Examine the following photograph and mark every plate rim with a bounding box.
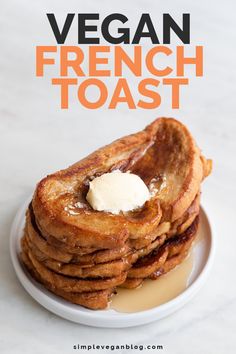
[9,196,215,328]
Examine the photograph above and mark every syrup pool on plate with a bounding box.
[110,220,205,313]
[110,252,194,313]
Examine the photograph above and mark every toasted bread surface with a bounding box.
[33,118,209,248]
[20,117,211,309]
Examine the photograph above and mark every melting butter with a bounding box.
[86,171,150,214]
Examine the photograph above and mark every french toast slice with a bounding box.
[121,216,199,288]
[32,118,211,249]
[21,216,199,307]
[22,233,127,293]
[24,228,166,278]
[27,193,199,268]
[127,216,198,279]
[21,246,113,310]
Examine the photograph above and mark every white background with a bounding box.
[0,0,236,353]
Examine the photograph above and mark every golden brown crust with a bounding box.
[149,251,189,280]
[26,192,200,270]
[32,118,209,249]
[20,117,211,309]
[120,278,144,289]
[27,188,200,264]
[21,248,113,310]
[21,216,199,306]
[127,248,169,279]
[119,216,198,288]
[25,233,131,278]
[24,226,167,279]
[126,216,199,280]
[167,192,200,237]
[21,237,127,293]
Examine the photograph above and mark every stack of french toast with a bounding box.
[21,118,212,310]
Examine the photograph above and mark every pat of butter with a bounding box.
[86,170,150,214]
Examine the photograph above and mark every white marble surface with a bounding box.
[1,0,236,353]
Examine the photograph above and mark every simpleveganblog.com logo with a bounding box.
[35,13,203,110]
[73,343,164,351]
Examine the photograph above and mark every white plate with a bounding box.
[10,197,215,328]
